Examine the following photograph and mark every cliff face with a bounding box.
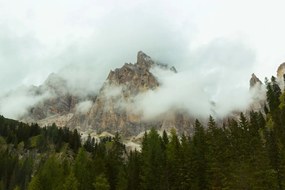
[22,73,79,127]
[277,62,285,79]
[250,73,262,88]
[21,51,270,137]
[66,51,193,136]
[277,62,285,90]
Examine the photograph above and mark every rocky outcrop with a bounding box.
[250,73,262,88]
[22,73,79,125]
[248,73,266,114]
[21,51,268,137]
[65,51,195,136]
[277,62,285,80]
[107,52,159,94]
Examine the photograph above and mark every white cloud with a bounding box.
[0,0,283,119]
[0,86,51,119]
[75,100,93,114]
[132,39,256,120]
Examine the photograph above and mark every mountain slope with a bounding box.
[18,51,274,137]
[66,51,194,136]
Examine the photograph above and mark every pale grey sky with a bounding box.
[0,0,284,92]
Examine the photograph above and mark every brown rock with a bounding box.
[23,51,194,137]
[249,73,262,88]
[67,51,192,136]
[277,62,285,80]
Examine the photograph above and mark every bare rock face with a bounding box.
[68,51,162,134]
[23,73,79,126]
[107,51,159,94]
[277,62,285,79]
[21,51,270,137]
[66,51,194,136]
[250,73,262,88]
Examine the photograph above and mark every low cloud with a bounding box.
[0,86,51,119]
[0,0,267,121]
[75,100,93,114]
[131,39,257,120]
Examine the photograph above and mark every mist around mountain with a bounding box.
[1,75,285,189]
[0,52,284,190]
[1,52,285,190]
[0,51,267,138]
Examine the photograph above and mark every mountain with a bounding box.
[19,51,276,137]
[250,73,262,88]
[66,51,194,136]
[21,73,80,127]
[20,51,196,136]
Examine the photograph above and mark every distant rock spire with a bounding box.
[277,62,285,90]
[277,62,285,80]
[250,73,262,88]
[137,51,154,68]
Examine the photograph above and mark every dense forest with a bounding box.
[1,76,285,190]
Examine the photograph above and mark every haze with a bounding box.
[0,0,284,119]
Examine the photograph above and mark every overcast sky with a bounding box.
[1,0,285,93]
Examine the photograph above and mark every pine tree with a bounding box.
[126,150,141,190]
[74,148,94,190]
[166,128,182,190]
[27,176,41,190]
[206,116,229,189]
[141,128,165,190]
[180,134,192,190]
[63,171,79,190]
[93,174,110,190]
[105,132,125,190]
[192,119,209,190]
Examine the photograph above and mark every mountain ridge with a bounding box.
[16,51,276,137]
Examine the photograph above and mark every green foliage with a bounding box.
[141,128,165,190]
[63,171,79,190]
[74,148,94,190]
[28,176,41,190]
[94,174,110,190]
[33,156,64,190]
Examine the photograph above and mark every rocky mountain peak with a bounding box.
[67,51,184,135]
[42,73,68,95]
[23,51,186,136]
[277,62,285,80]
[250,73,262,88]
[137,51,154,68]
[107,52,164,94]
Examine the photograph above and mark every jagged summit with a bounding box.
[65,51,191,136]
[137,51,177,72]
[107,51,176,92]
[107,52,159,92]
[137,51,154,67]
[250,73,262,88]
[42,73,68,95]
[21,51,263,137]
[277,62,285,80]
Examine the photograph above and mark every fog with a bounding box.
[75,100,93,114]
[131,39,259,120]
[0,86,51,119]
[0,0,281,119]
